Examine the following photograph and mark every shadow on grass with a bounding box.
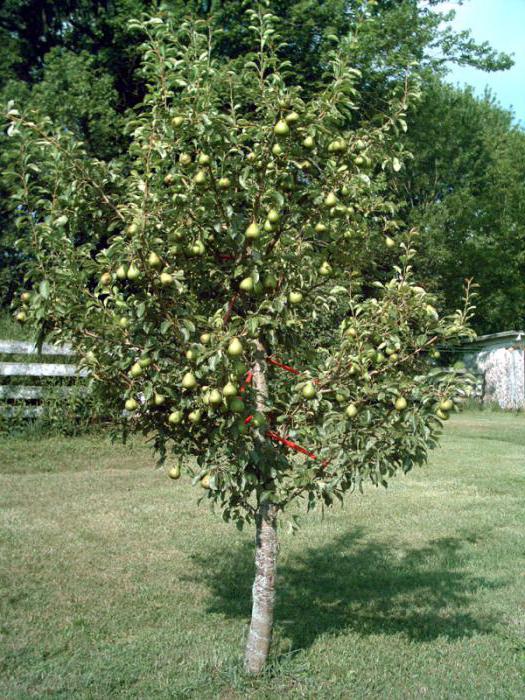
[189,528,498,653]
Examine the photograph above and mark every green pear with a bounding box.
[125,398,138,411]
[252,412,267,428]
[274,119,290,136]
[228,397,245,413]
[188,409,202,423]
[191,240,205,256]
[425,304,439,320]
[288,291,303,304]
[182,372,197,390]
[198,153,210,166]
[263,274,278,290]
[168,410,183,425]
[208,389,223,406]
[302,135,315,149]
[127,263,140,281]
[345,404,358,418]
[168,465,181,480]
[394,397,407,411]
[240,277,254,292]
[324,192,338,208]
[245,222,261,239]
[328,139,341,152]
[267,209,281,223]
[153,393,166,406]
[160,272,173,286]
[130,362,143,378]
[200,332,211,345]
[194,169,207,185]
[148,251,162,268]
[222,381,238,398]
[319,261,332,276]
[218,177,231,189]
[302,382,317,400]
[116,265,127,280]
[100,272,112,286]
[227,337,243,356]
[172,116,184,127]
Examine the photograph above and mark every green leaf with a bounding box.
[39,280,50,299]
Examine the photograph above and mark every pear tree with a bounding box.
[5,4,475,674]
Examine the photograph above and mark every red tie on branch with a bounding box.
[240,356,328,466]
[266,356,301,374]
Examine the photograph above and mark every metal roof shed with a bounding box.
[460,331,524,410]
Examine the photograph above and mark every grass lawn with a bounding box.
[0,412,524,699]
[0,313,33,342]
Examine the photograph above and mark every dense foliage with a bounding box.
[6,8,475,524]
[1,0,523,334]
[402,80,525,333]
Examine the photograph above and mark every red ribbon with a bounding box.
[239,370,253,393]
[240,357,328,466]
[267,356,301,375]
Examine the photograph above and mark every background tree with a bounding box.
[6,5,475,672]
[400,80,525,333]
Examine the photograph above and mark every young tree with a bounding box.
[6,4,474,673]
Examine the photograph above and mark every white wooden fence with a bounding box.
[0,340,87,417]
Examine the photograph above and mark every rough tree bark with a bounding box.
[244,340,279,674]
[244,501,278,674]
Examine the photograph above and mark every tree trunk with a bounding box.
[244,339,278,674]
[244,500,278,674]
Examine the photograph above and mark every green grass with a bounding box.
[0,413,524,699]
[0,312,34,342]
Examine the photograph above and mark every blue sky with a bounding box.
[438,0,525,125]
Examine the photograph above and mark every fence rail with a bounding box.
[0,338,86,418]
[0,340,73,356]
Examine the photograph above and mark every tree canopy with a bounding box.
[1,1,523,331]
